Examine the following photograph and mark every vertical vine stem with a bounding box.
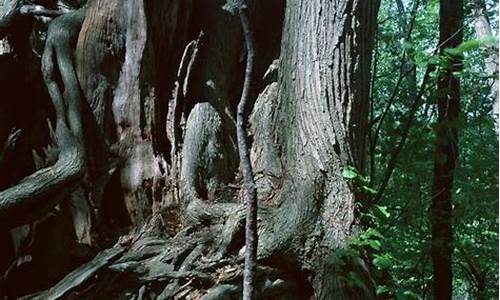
[235,2,258,300]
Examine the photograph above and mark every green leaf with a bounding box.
[342,166,359,179]
[373,205,391,219]
[363,228,383,239]
[444,36,499,57]
[373,253,394,270]
[376,285,390,295]
[402,290,421,299]
[362,185,377,195]
[367,239,382,251]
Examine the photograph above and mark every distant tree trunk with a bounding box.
[431,0,463,299]
[458,247,487,300]
[473,0,498,126]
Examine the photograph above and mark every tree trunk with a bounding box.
[431,0,463,299]
[75,0,193,229]
[266,1,379,297]
[1,0,380,298]
[473,0,498,127]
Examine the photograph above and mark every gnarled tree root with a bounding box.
[0,8,87,229]
[22,215,300,299]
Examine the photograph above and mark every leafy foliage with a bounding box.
[365,0,499,298]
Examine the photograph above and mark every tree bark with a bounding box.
[1,0,382,298]
[431,0,463,299]
[473,0,498,126]
[75,0,194,229]
[0,7,87,229]
[258,0,379,297]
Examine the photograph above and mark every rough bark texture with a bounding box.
[0,0,381,298]
[0,7,86,229]
[75,0,192,229]
[431,0,463,299]
[0,3,90,297]
[263,1,379,297]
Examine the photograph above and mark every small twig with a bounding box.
[224,1,258,299]
[237,6,257,300]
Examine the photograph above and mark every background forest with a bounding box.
[367,0,498,299]
[0,0,498,299]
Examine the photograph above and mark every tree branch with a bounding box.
[372,65,433,204]
[224,1,258,299]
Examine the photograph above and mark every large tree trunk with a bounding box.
[264,1,379,297]
[74,0,193,230]
[1,0,380,298]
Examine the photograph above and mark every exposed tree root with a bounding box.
[0,8,87,229]
[23,215,302,299]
